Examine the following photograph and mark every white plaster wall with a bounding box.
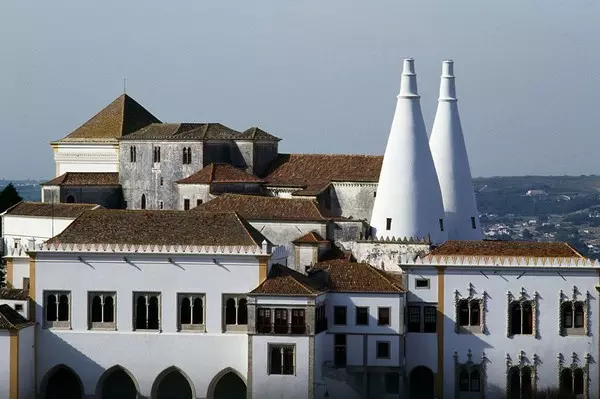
[405,267,438,303]
[18,326,35,399]
[177,184,211,210]
[3,215,77,247]
[442,267,599,398]
[295,245,316,273]
[34,252,262,397]
[54,144,119,175]
[330,183,377,221]
[0,331,9,399]
[255,297,310,306]
[351,241,430,272]
[11,258,30,290]
[251,335,309,399]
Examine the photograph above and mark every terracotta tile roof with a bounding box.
[293,231,329,244]
[263,154,383,195]
[177,164,263,185]
[311,259,405,293]
[0,304,35,330]
[120,123,280,142]
[249,264,328,296]
[54,94,160,143]
[427,240,584,258]
[41,172,120,186]
[49,209,268,247]
[3,201,100,218]
[0,289,29,301]
[193,194,333,221]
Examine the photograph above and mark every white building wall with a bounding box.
[11,258,29,290]
[0,331,9,399]
[442,267,599,397]
[177,184,212,210]
[251,335,310,399]
[351,241,430,272]
[2,215,77,253]
[54,143,120,176]
[0,299,28,319]
[33,252,262,397]
[329,183,377,221]
[18,326,35,399]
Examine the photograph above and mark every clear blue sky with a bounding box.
[1,0,599,179]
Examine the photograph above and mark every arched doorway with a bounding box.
[152,367,194,399]
[409,366,435,399]
[66,195,75,203]
[207,368,247,399]
[43,365,83,399]
[97,366,139,399]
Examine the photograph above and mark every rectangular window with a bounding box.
[257,308,272,333]
[355,306,369,326]
[15,304,23,312]
[373,191,376,198]
[291,309,306,334]
[196,199,203,207]
[184,199,190,211]
[133,292,161,331]
[153,146,161,163]
[471,216,477,229]
[407,305,420,332]
[159,201,164,210]
[274,308,289,334]
[378,307,390,326]
[44,291,71,329]
[178,293,205,332]
[268,344,295,375]
[415,278,430,289]
[439,218,444,231]
[424,306,437,333]
[160,177,164,186]
[385,373,400,394]
[386,218,392,230]
[88,292,116,330]
[223,294,248,332]
[334,306,346,325]
[23,277,30,290]
[334,334,346,367]
[376,341,390,359]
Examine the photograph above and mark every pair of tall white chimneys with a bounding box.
[370,59,482,244]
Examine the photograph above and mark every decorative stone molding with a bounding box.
[454,282,487,334]
[453,350,488,398]
[506,288,539,338]
[405,255,600,268]
[331,182,378,189]
[505,351,538,397]
[557,352,591,398]
[358,235,432,244]
[558,286,590,336]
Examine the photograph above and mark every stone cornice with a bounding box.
[403,254,600,268]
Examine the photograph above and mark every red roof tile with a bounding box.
[292,231,329,244]
[250,264,327,296]
[311,259,404,293]
[3,202,100,218]
[427,240,584,258]
[177,164,263,185]
[41,172,120,186]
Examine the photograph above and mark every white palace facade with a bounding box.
[1,59,600,399]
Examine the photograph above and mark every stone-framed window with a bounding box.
[454,350,487,397]
[455,283,486,334]
[268,344,295,375]
[414,278,430,289]
[507,288,539,337]
[378,307,390,326]
[355,306,369,326]
[130,146,137,162]
[183,198,190,211]
[88,292,116,330]
[133,292,161,331]
[44,291,71,329]
[505,351,538,398]
[153,146,161,163]
[558,352,591,398]
[182,147,192,165]
[407,302,437,333]
[178,293,206,332]
[559,286,590,336]
[223,294,248,332]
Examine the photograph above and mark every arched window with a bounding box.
[226,298,237,325]
[91,296,103,322]
[510,302,522,335]
[89,292,116,329]
[508,366,520,399]
[458,300,469,326]
[470,300,481,326]
[560,368,573,394]
[47,294,57,321]
[522,302,533,334]
[521,367,532,396]
[182,147,188,164]
[66,195,75,203]
[135,296,147,330]
[193,297,203,324]
[181,298,192,325]
[574,302,584,328]
[573,368,584,395]
[148,296,159,330]
[470,369,480,392]
[104,296,114,323]
[562,302,573,328]
[237,298,248,325]
[187,147,192,164]
[458,370,469,391]
[58,294,69,321]
[130,146,137,162]
[141,194,146,210]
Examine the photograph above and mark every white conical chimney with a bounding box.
[370,59,447,244]
[429,60,482,240]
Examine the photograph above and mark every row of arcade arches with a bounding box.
[42,364,246,399]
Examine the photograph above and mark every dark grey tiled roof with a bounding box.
[120,123,280,142]
[3,201,100,218]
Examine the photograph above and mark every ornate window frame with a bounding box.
[557,352,591,399]
[453,349,487,398]
[506,287,539,338]
[455,283,487,334]
[558,286,590,336]
[505,351,539,397]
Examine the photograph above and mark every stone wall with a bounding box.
[60,186,123,209]
[349,240,431,272]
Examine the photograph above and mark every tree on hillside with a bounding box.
[0,183,23,286]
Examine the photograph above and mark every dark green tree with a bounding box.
[0,183,22,286]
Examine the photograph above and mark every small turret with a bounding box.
[429,60,482,240]
[370,59,447,244]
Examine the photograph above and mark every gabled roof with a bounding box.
[41,172,120,187]
[119,123,280,142]
[3,201,100,218]
[0,289,29,301]
[49,209,268,247]
[0,304,35,330]
[177,164,263,185]
[263,154,383,195]
[292,231,329,244]
[427,240,584,258]
[311,259,405,293]
[193,194,333,222]
[54,94,160,143]
[250,264,328,296]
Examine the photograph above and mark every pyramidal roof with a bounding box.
[429,61,482,240]
[370,59,447,244]
[53,94,161,143]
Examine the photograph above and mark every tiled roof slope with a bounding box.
[0,289,29,301]
[49,209,267,247]
[41,172,120,187]
[0,304,35,330]
[250,264,328,296]
[293,231,329,244]
[177,164,263,185]
[54,94,160,143]
[312,259,405,293]
[193,194,332,221]
[428,240,584,258]
[3,201,100,218]
[263,154,383,195]
[120,123,280,142]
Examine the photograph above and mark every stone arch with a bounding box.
[66,195,75,203]
[40,364,84,399]
[206,367,247,399]
[95,365,140,399]
[409,366,434,399]
[151,366,196,399]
